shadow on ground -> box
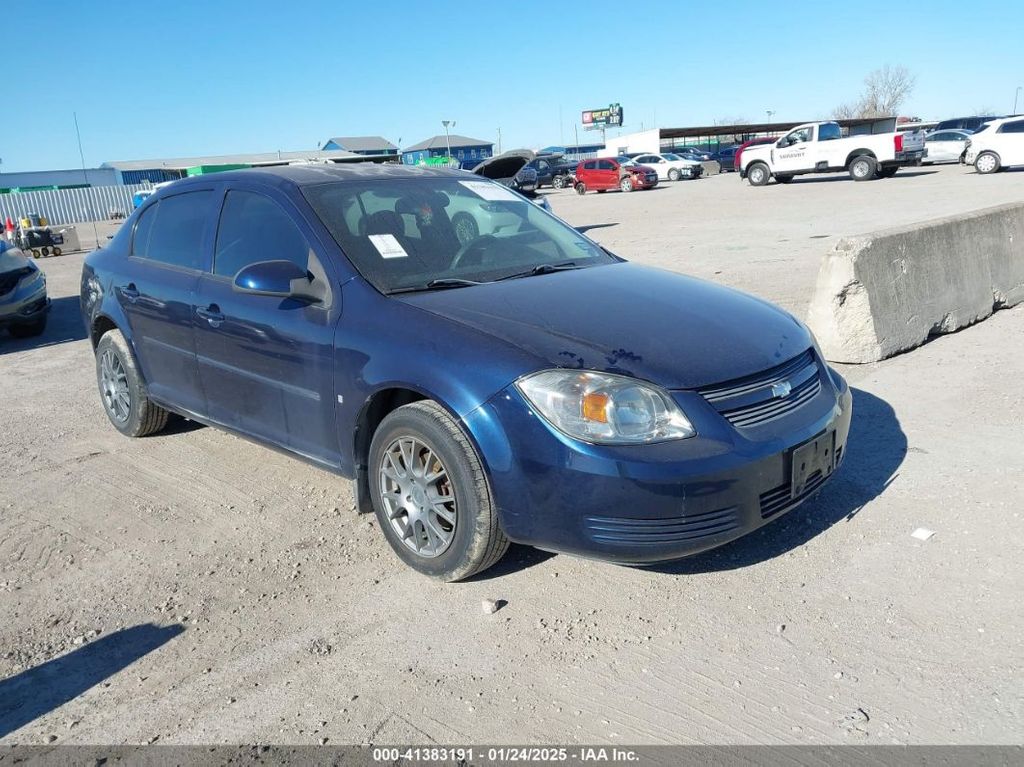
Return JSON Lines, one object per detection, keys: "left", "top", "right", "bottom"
{"left": 783, "top": 170, "right": 939, "bottom": 184}
{"left": 0, "top": 296, "right": 88, "bottom": 356}
{"left": 0, "top": 623, "right": 184, "bottom": 738}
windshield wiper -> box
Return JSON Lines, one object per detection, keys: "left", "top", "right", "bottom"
{"left": 496, "top": 262, "right": 583, "bottom": 281}
{"left": 387, "top": 278, "right": 484, "bottom": 295}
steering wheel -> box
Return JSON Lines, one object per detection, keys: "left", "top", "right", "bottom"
{"left": 449, "top": 234, "right": 497, "bottom": 270}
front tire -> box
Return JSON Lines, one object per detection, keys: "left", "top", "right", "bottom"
{"left": 747, "top": 162, "right": 770, "bottom": 186}
{"left": 553, "top": 175, "right": 566, "bottom": 189}
{"left": 95, "top": 330, "right": 169, "bottom": 437}
{"left": 975, "top": 151, "right": 1000, "bottom": 174}
{"left": 849, "top": 155, "right": 877, "bottom": 181}
{"left": 620, "top": 177, "right": 634, "bottom": 192}
{"left": 667, "top": 168, "right": 681, "bottom": 181}
{"left": 369, "top": 401, "right": 509, "bottom": 581}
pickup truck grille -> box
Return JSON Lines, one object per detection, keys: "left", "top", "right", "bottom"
{"left": 698, "top": 350, "right": 821, "bottom": 428}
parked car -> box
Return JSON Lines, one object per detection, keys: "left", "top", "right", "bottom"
{"left": 934, "top": 116, "right": 998, "bottom": 132}
{"left": 922, "top": 129, "right": 972, "bottom": 164}
{"left": 453, "top": 149, "right": 551, "bottom": 244}
{"left": 80, "top": 164, "right": 851, "bottom": 580}
{"left": 963, "top": 116, "right": 1024, "bottom": 173}
{"left": 739, "top": 121, "right": 926, "bottom": 185}
{"left": 712, "top": 146, "right": 740, "bottom": 172}
{"left": 0, "top": 242, "right": 50, "bottom": 338}
{"left": 470, "top": 149, "right": 538, "bottom": 194}
{"left": 734, "top": 136, "right": 778, "bottom": 172}
{"left": 526, "top": 155, "right": 577, "bottom": 189}
{"left": 670, "top": 146, "right": 713, "bottom": 162}
{"left": 575, "top": 158, "right": 659, "bottom": 193}
{"left": 629, "top": 153, "right": 703, "bottom": 181}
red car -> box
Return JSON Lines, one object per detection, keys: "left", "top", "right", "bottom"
{"left": 735, "top": 137, "right": 779, "bottom": 178}
{"left": 574, "top": 157, "right": 659, "bottom": 194}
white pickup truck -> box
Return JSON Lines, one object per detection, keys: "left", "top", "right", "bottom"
{"left": 739, "top": 121, "right": 926, "bottom": 186}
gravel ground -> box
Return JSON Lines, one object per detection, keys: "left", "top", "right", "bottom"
{"left": 1, "top": 163, "right": 1021, "bottom": 746}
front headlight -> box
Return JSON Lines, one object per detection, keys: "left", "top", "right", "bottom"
{"left": 516, "top": 370, "right": 696, "bottom": 445}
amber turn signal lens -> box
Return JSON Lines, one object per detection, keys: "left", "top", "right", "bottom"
{"left": 581, "top": 392, "right": 610, "bottom": 423}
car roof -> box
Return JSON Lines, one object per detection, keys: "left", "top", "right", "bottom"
{"left": 160, "top": 163, "right": 469, "bottom": 194}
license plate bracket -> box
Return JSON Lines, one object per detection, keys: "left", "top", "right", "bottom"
{"left": 790, "top": 429, "right": 836, "bottom": 498}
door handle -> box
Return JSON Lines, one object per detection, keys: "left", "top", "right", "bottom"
{"left": 196, "top": 305, "right": 225, "bottom": 326}
{"left": 118, "top": 283, "right": 140, "bottom": 302}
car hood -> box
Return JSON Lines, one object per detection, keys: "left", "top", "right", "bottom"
{"left": 471, "top": 150, "right": 535, "bottom": 179}
{"left": 0, "top": 247, "right": 31, "bottom": 275}
{"left": 396, "top": 263, "right": 810, "bottom": 389}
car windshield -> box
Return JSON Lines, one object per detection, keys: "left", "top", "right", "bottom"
{"left": 303, "top": 178, "right": 615, "bottom": 294}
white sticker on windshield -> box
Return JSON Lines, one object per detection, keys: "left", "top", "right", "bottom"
{"left": 368, "top": 233, "right": 408, "bottom": 259}
{"left": 458, "top": 180, "right": 522, "bottom": 202}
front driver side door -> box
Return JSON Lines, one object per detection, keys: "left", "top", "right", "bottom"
{"left": 772, "top": 126, "right": 816, "bottom": 173}
{"left": 193, "top": 186, "right": 343, "bottom": 468}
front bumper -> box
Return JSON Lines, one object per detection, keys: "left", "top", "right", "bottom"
{"left": 633, "top": 174, "right": 659, "bottom": 189}
{"left": 465, "top": 364, "right": 852, "bottom": 564}
{"left": 0, "top": 273, "right": 49, "bottom": 329}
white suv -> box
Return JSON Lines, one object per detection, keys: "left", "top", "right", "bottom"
{"left": 964, "top": 116, "right": 1024, "bottom": 174}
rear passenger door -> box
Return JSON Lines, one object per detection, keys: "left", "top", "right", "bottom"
{"left": 118, "top": 188, "right": 214, "bottom": 415}
{"left": 193, "top": 184, "right": 343, "bottom": 467}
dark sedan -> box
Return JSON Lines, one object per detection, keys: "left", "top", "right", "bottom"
{"left": 81, "top": 165, "right": 851, "bottom": 581}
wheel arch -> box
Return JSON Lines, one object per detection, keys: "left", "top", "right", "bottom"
{"left": 845, "top": 149, "right": 877, "bottom": 167}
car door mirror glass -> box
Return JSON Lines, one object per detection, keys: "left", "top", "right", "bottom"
{"left": 233, "top": 259, "right": 321, "bottom": 302}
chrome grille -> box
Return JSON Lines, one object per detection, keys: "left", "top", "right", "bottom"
{"left": 699, "top": 350, "right": 821, "bottom": 428}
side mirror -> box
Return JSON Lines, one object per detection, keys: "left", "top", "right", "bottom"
{"left": 233, "top": 260, "right": 321, "bottom": 302}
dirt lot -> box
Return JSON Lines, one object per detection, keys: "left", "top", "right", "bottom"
{"left": 1, "top": 164, "right": 1022, "bottom": 746}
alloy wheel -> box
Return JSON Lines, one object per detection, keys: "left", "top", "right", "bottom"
{"left": 378, "top": 436, "right": 456, "bottom": 558}
{"left": 100, "top": 349, "right": 131, "bottom": 423}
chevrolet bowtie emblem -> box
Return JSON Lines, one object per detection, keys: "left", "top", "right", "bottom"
{"left": 771, "top": 381, "right": 792, "bottom": 399}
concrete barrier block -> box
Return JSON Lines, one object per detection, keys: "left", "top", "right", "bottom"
{"left": 806, "top": 203, "right": 1024, "bottom": 363}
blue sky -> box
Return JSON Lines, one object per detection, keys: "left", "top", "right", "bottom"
{"left": 2, "top": 0, "right": 1022, "bottom": 173}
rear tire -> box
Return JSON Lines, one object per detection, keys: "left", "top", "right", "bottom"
{"left": 575, "top": 182, "right": 586, "bottom": 195}
{"left": 849, "top": 155, "right": 877, "bottom": 181}
{"left": 553, "top": 175, "right": 566, "bottom": 189}
{"left": 975, "top": 151, "right": 1000, "bottom": 174}
{"left": 369, "top": 401, "right": 509, "bottom": 581}
{"left": 95, "top": 329, "right": 170, "bottom": 438}
{"left": 747, "top": 162, "right": 770, "bottom": 186}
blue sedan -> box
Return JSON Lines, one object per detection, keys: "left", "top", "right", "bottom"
{"left": 80, "top": 164, "right": 851, "bottom": 580}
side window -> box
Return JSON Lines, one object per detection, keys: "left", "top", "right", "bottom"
{"left": 597, "top": 160, "right": 615, "bottom": 170}
{"left": 131, "top": 202, "right": 158, "bottom": 258}
{"left": 583, "top": 160, "right": 597, "bottom": 170}
{"left": 214, "top": 190, "right": 310, "bottom": 278}
{"left": 999, "top": 121, "right": 1024, "bottom": 133}
{"left": 135, "top": 191, "right": 212, "bottom": 270}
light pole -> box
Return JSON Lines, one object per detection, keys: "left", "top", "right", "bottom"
{"left": 1015, "top": 87, "right": 1022, "bottom": 115}
{"left": 766, "top": 110, "right": 775, "bottom": 122}
{"left": 441, "top": 120, "right": 455, "bottom": 162}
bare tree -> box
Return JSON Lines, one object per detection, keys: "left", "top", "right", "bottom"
{"left": 972, "top": 105, "right": 996, "bottom": 116}
{"left": 833, "top": 65, "right": 917, "bottom": 119}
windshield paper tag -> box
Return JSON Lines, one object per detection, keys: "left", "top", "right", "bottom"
{"left": 368, "top": 233, "right": 408, "bottom": 259}
{"left": 458, "top": 180, "right": 521, "bottom": 202}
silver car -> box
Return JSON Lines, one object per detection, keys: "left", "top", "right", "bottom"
{"left": 923, "top": 129, "right": 972, "bottom": 164}
{"left": 0, "top": 244, "right": 50, "bottom": 338}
